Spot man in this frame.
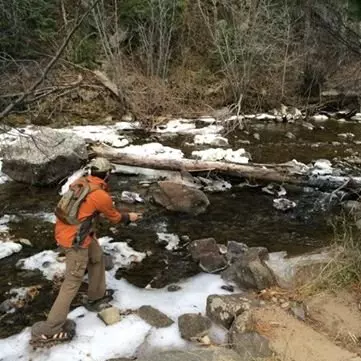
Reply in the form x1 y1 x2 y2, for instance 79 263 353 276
30 157 141 347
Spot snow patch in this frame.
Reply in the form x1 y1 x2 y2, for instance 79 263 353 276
157 233 180 251
114 121 141 130
0 241 22 259
18 250 65 280
194 134 228 147
119 143 184 160
192 148 249 164
0 159 10 184
154 119 223 135
60 125 129 148
310 159 333 176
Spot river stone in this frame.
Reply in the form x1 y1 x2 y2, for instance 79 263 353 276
152 181 210 215
230 331 272 360
98 306 122 325
178 313 211 340
206 294 251 329
2 127 87 185
137 305 174 328
222 248 275 290
139 348 243 361
189 238 227 273
229 310 253 335
104 253 114 271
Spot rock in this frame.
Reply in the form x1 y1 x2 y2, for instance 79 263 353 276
189 238 227 273
285 132 296 140
0 299 13 313
206 294 251 329
104 253 114 271
2 127 87 185
199 252 228 273
312 114 329 122
140 348 243 361
137 305 174 328
230 331 272 360
18 238 33 247
273 198 296 211
290 302 306 321
302 121 314 130
178 313 211 340
229 310 253 334
153 181 210 215
221 285 234 292
355 219 361 230
98 306 122 325
253 133 260 141
218 244 227 255
189 238 219 260
167 285 182 292
265 249 335 288
222 248 275 290
227 241 248 263
262 183 286 197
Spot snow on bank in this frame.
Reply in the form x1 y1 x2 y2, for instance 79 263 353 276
157 233 180 251
154 119 223 135
192 148 250 164
0 241 22 260
193 134 229 147
0 159 10 184
59 125 129 148
0 273 232 361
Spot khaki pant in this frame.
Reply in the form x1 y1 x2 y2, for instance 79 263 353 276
32 239 105 337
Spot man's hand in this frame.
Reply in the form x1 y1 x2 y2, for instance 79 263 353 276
129 212 143 222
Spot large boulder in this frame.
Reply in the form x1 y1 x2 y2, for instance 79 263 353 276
2 127 87 185
139 348 243 361
222 247 276 290
206 294 251 329
152 181 210 215
189 238 228 273
178 313 211 340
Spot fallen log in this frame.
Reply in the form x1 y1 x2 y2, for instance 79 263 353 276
91 144 361 191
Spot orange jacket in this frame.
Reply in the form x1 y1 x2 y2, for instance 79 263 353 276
55 175 125 248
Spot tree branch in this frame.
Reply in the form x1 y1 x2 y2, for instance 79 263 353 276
0 0 102 120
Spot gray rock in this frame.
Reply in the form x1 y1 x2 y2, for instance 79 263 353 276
0 299 13 313
199 252 228 273
2 127 87 185
206 294 251 329
167 285 182 292
189 238 219 261
290 302 307 321
139 348 243 361
153 181 210 215
98 306 122 325
229 310 253 335
356 219 361 230
137 305 174 328
222 248 275 290
104 253 114 271
227 241 248 263
230 332 272 360
178 313 211 340
189 238 227 273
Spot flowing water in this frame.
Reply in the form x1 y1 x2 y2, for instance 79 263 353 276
0 116 359 338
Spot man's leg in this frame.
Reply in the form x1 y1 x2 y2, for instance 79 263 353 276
31 247 88 338
87 239 106 301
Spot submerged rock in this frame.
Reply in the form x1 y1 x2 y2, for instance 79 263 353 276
178 313 211 340
2 127 87 185
98 307 122 325
137 305 174 328
152 181 210 215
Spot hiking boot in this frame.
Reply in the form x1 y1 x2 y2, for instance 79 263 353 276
30 319 76 349
82 289 115 312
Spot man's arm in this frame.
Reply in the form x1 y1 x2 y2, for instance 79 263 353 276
90 190 140 224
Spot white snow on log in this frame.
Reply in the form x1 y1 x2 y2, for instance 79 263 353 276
60 125 129 148
0 272 233 361
256 113 276 121
192 148 249 164
312 114 329 122
0 241 22 259
119 143 184 160
157 233 180 251
193 134 229 147
310 159 333 176
114 121 141 130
